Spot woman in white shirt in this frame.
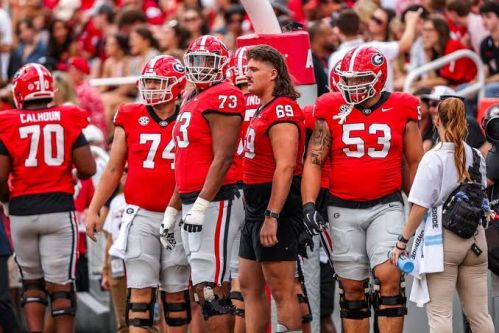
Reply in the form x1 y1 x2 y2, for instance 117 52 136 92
390 97 495 333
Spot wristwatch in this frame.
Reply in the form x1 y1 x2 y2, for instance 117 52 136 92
397 234 409 244
264 209 280 220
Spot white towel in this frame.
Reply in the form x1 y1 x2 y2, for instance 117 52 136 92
409 206 444 307
109 204 139 259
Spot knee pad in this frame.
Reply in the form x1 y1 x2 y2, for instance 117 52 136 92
126 287 157 327
20 279 48 307
194 283 233 320
371 273 407 317
161 290 191 327
49 283 77 317
229 291 245 318
297 293 313 323
338 279 371 320
295 261 312 323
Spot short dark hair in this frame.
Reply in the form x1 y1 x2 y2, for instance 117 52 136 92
446 0 472 17
308 20 326 42
480 1 499 16
117 9 147 29
97 4 115 24
16 18 34 36
247 45 300 100
336 9 359 37
132 27 159 50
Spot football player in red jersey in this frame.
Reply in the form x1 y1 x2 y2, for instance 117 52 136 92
86 55 192 333
226 45 260 333
0 63 96 333
302 46 423 333
162 35 245 332
239 45 305 333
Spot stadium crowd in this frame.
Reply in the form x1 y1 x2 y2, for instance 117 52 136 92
0 0 498 333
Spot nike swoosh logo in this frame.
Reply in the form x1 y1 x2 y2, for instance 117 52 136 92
381 107 392 112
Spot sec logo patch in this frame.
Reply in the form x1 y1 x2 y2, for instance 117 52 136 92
138 116 149 126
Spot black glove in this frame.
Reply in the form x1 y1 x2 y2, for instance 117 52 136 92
303 202 326 236
298 230 314 258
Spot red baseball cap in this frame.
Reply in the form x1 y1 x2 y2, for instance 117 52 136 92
68 57 90 75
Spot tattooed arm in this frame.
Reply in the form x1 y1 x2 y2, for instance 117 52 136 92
301 119 332 204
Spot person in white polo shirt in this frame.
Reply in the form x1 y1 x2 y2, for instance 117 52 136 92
391 97 495 333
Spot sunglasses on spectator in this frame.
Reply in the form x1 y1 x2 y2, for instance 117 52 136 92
371 15 385 26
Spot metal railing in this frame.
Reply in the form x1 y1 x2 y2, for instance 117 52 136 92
403 49 485 100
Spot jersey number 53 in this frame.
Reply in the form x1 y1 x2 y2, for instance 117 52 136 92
342 123 391 158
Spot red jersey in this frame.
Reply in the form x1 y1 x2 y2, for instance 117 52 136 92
440 39 477 84
243 97 305 184
304 105 330 189
314 92 420 201
173 82 245 194
114 103 177 212
0 105 88 198
235 93 260 182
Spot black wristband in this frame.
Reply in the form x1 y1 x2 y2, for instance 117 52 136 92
264 209 279 219
398 234 409 244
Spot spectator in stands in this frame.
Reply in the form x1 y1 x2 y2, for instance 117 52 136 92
421 86 488 156
156 20 189 58
329 8 421 92
99 33 134 134
445 0 488 53
180 7 209 45
406 5 431 74
122 0 165 25
368 7 396 42
445 0 472 47
328 9 363 75
7 18 47 79
44 19 79 72
68 57 107 138
117 9 148 36
309 20 336 96
78 4 116 62
129 27 160 78
0 7 12 83
480 1 499 98
220 4 245 51
413 15 477 90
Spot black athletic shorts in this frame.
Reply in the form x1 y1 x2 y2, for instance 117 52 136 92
239 214 302 262
320 262 336 316
240 177 303 262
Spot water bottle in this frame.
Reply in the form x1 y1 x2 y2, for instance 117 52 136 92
387 251 414 273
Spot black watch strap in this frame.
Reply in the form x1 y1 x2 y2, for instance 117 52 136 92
264 209 280 219
398 234 409 244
